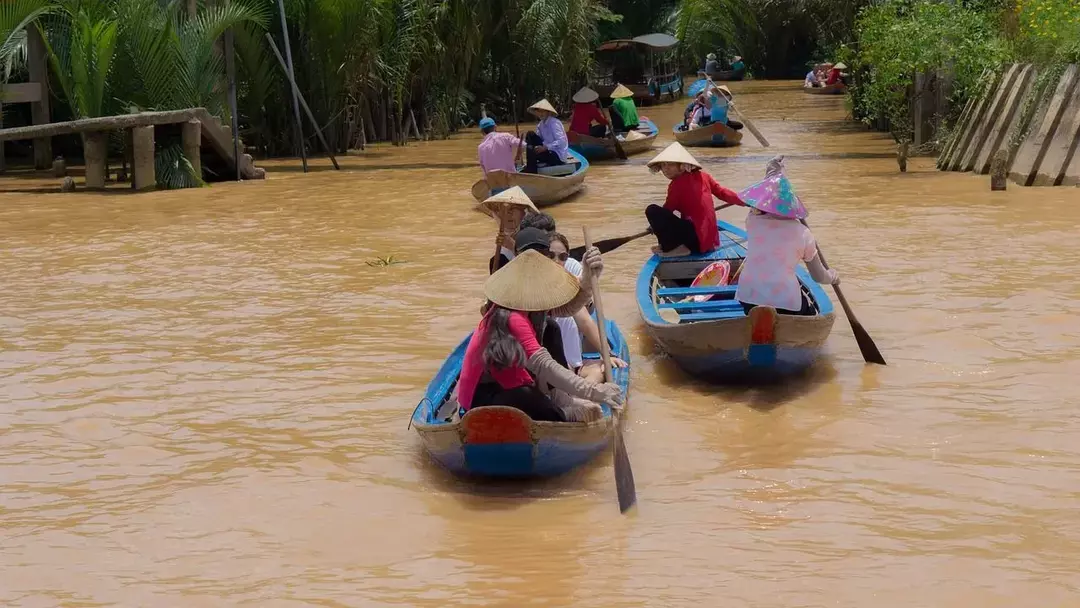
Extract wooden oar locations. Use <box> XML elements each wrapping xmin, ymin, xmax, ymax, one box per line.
<box><xmin>569</xmin><ymin>202</ymin><xmax>736</xmax><ymax>259</ymax></box>
<box><xmin>583</xmin><ymin>226</ymin><xmax>636</xmax><ymax>514</ymax></box>
<box><xmin>702</xmin><ymin>73</ymin><xmax>770</xmax><ymax>148</ymax></box>
<box><xmin>603</xmin><ymin>106</ymin><xmax>628</xmax><ymax>160</ymax></box>
<box><xmin>799</xmin><ymin>219</ymin><xmax>886</xmax><ymax>365</ymax></box>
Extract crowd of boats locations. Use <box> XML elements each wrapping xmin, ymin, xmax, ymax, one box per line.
<box><xmin>412</xmin><ymin>65</ymin><xmax>881</xmax><ymax>511</ymax></box>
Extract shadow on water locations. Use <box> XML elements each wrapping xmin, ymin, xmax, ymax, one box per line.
<box><xmin>411</xmin><ymin>445</ymin><xmax>612</xmax><ymax>511</ymax></box>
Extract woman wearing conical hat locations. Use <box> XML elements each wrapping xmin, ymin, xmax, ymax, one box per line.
<box><xmin>522</xmin><ymin>98</ymin><xmax>570</xmax><ymax>174</ymax></box>
<box><xmin>568</xmin><ymin>86</ymin><xmax>609</xmax><ymax>138</ymax></box>
<box><xmin>734</xmin><ymin>156</ymin><xmax>839</xmax><ymax>316</ymax></box>
<box><xmin>456</xmin><ymin>250</ymin><xmax>624</xmax><ymax>423</ymax></box>
<box><xmin>608</xmin><ymin>83</ymin><xmax>639</xmax><ymax>133</ymax></box>
<box><xmin>645</xmin><ymin>143</ymin><xmax>745</xmax><ymax>258</ymax></box>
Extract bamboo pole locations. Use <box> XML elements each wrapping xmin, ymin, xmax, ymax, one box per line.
<box><xmin>274</xmin><ymin>0</ymin><xmax>308</xmax><ymax>172</ymax></box>
<box><xmin>224</xmin><ymin>25</ymin><xmax>241</xmax><ymax>181</ymax></box>
<box><xmin>265</xmin><ymin>34</ymin><xmax>341</xmax><ymax>169</ymax></box>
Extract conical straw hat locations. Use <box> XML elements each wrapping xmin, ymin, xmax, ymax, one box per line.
<box><xmin>484</xmin><ymin>250</ymin><xmax>582</xmax><ymax>312</ymax></box>
<box><xmin>834</xmin><ymin>62</ymin><xmax>847</xmax><ymax>70</ymax></box>
<box><xmin>479</xmin><ymin>186</ymin><xmax>539</xmax><ymax>218</ymax></box>
<box><xmin>528</xmin><ymin>98</ymin><xmax>558</xmax><ymax>116</ymax></box>
<box><xmin>646</xmin><ymin>142</ymin><xmax>701</xmax><ymax>169</ymax></box>
<box><xmin>572</xmin><ymin>87</ymin><xmax>599</xmax><ymax>104</ymax></box>
<box><xmin>610</xmin><ymin>84</ymin><xmax>634</xmax><ymax>99</ymax></box>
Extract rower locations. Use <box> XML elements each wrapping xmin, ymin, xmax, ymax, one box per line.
<box><xmin>477</xmin><ymin>117</ymin><xmax>524</xmax><ymax>180</ymax></box>
<box><xmin>568</xmin><ymin>87</ymin><xmax>609</xmax><ymax>138</ymax></box>
<box><xmin>608</xmin><ymin>84</ymin><xmax>639</xmax><ymax>133</ymax></box>
<box><xmin>523</xmin><ymin>99</ymin><xmax>571</xmax><ymax>174</ymax></box>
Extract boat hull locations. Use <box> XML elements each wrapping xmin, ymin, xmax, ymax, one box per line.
<box><xmin>672</xmin><ymin>121</ymin><xmax>743</xmax><ymax>147</ymax></box>
<box><xmin>636</xmin><ymin>220</ymin><xmax>835</xmax><ymax>381</ymax></box>
<box><xmin>471</xmin><ymin>149</ymin><xmax>589</xmax><ymax>207</ymax></box>
<box><xmin>411</xmin><ymin>319</ymin><xmax>631</xmax><ymax>478</ymax></box>
<box><xmin>569</xmin><ymin>118</ymin><xmax>659</xmax><ymax>160</ymax></box>
<box><xmin>804</xmin><ymin>83</ymin><xmax>846</xmax><ymax>95</ymax></box>
<box><xmin>687</xmin><ymin>70</ymin><xmax>745</xmax><ymax>96</ymax></box>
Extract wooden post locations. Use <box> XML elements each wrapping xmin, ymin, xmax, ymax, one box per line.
<box><xmin>182</xmin><ymin>119</ymin><xmax>202</xmax><ymax>180</ymax></box>
<box><xmin>83</xmin><ymin>132</ymin><xmax>108</xmax><ymax>189</ymax></box>
<box><xmin>274</xmin><ymin>0</ymin><xmax>308</xmax><ymax>172</ymax></box>
<box><xmin>990</xmin><ymin>149</ymin><xmax>1008</xmax><ymax>190</ymax></box>
<box><xmin>131</xmin><ymin>125</ymin><xmax>156</xmax><ymax>191</ymax></box>
<box><xmin>27</xmin><ymin>27</ymin><xmax>52</xmax><ymax>170</ymax></box>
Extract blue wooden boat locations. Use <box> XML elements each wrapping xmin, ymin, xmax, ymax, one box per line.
<box><xmin>411</xmin><ymin>318</ymin><xmax>631</xmax><ymax>478</ymax></box>
<box><xmin>470</xmin><ymin>149</ymin><xmax>590</xmax><ymax>207</ymax></box>
<box><xmin>568</xmin><ymin>117</ymin><xmax>659</xmax><ymax>160</ymax></box>
<box><xmin>673</xmin><ymin>120</ymin><xmax>742</xmax><ymax>147</ymax></box>
<box><xmin>636</xmin><ymin>220</ymin><xmax>835</xmax><ymax>380</ymax></box>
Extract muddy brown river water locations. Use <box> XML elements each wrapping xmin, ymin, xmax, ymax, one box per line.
<box><xmin>2</xmin><ymin>80</ymin><xmax>1080</xmax><ymax>606</ymax></box>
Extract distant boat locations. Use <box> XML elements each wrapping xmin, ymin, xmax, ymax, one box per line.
<box><xmin>592</xmin><ymin>33</ymin><xmax>684</xmax><ymax>104</ymax></box>
<box><xmin>411</xmin><ymin>318</ymin><xmax>631</xmax><ymax>478</ymax></box>
<box><xmin>636</xmin><ymin>220</ymin><xmax>835</xmax><ymax>380</ymax></box>
<box><xmin>687</xmin><ymin>69</ymin><xmax>745</xmax><ymax>95</ymax></box>
<box><xmin>804</xmin><ymin>82</ymin><xmax>846</xmax><ymax>95</ymax></box>
<box><xmin>569</xmin><ymin>117</ymin><xmax>659</xmax><ymax>160</ymax></box>
<box><xmin>471</xmin><ymin>149</ymin><xmax>589</xmax><ymax>207</ymax></box>
<box><xmin>672</xmin><ymin>121</ymin><xmax>743</xmax><ymax>147</ymax></box>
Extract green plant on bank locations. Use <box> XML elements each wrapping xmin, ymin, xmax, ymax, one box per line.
<box><xmin>849</xmin><ymin>0</ymin><xmax>1008</xmax><ymax>145</ymax></box>
<box><xmin>0</xmin><ymin>0</ymin><xmax>54</xmax><ymax>83</ymax></box>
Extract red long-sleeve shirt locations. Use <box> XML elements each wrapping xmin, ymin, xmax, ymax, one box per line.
<box><xmin>663</xmin><ymin>170</ymin><xmax>745</xmax><ymax>252</ymax></box>
<box><xmin>569</xmin><ymin>103</ymin><xmax>608</xmax><ymax>135</ymax></box>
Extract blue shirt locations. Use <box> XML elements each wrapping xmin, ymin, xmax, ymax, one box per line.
<box><xmin>536</xmin><ymin>116</ymin><xmax>570</xmax><ymax>162</ymax></box>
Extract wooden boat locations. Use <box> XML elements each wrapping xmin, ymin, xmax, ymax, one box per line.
<box><xmin>568</xmin><ymin>117</ymin><xmax>659</xmax><ymax>160</ymax></box>
<box><xmin>672</xmin><ymin>121</ymin><xmax>743</xmax><ymax>147</ymax></box>
<box><xmin>636</xmin><ymin>220</ymin><xmax>835</xmax><ymax>380</ymax></box>
<box><xmin>471</xmin><ymin>149</ymin><xmax>589</xmax><ymax>207</ymax></box>
<box><xmin>411</xmin><ymin>318</ymin><xmax>631</xmax><ymax>478</ymax></box>
<box><xmin>687</xmin><ymin>69</ymin><xmax>745</xmax><ymax>96</ymax></box>
<box><xmin>804</xmin><ymin>82</ymin><xmax>846</xmax><ymax>95</ymax></box>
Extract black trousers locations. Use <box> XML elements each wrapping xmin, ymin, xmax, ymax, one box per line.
<box><xmin>523</xmin><ymin>131</ymin><xmax>562</xmax><ymax>174</ymax></box>
<box><xmin>471</xmin><ymin>384</ymin><xmax>565</xmax><ymax>422</ymax></box>
<box><xmin>588</xmin><ymin>124</ymin><xmax>607</xmax><ymax>137</ymax></box>
<box><xmin>741</xmin><ymin>294</ymin><xmax>815</xmax><ymax>316</ymax></box>
<box><xmin>645</xmin><ymin>204</ymin><xmax>702</xmax><ymax>254</ymax></box>
<box><xmin>728</xmin><ymin>119</ymin><xmax>744</xmax><ymax>131</ymax></box>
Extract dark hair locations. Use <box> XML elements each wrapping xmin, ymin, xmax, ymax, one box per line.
<box><xmin>483</xmin><ymin>307</ymin><xmax>546</xmax><ymax>370</ymax></box>
<box><xmin>550</xmin><ymin>231</ymin><xmax>570</xmax><ymax>252</ymax></box>
<box><xmin>481</xmin><ymin>126</ymin><xmax>496</xmax><ymax>135</ymax></box>
<box><xmin>520</xmin><ymin>212</ymin><xmax>556</xmax><ymax>232</ymax></box>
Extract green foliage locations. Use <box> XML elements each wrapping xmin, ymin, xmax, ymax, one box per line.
<box><xmin>1013</xmin><ymin>0</ymin><xmax>1080</xmax><ymax>65</ymax></box>
<box><xmin>0</xmin><ymin>0</ymin><xmax>53</xmax><ymax>82</ymax></box>
<box><xmin>851</xmin><ymin>0</ymin><xmax>1008</xmax><ymax>143</ymax></box>
<box><xmin>154</xmin><ymin>142</ymin><xmax>203</xmax><ymax>190</ymax></box>
<box><xmin>42</xmin><ymin>7</ymin><xmax>119</xmax><ymax>118</ymax></box>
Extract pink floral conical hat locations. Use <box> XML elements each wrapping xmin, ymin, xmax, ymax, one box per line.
<box><xmin>737</xmin><ymin>156</ymin><xmax>809</xmax><ymax>219</ymax></box>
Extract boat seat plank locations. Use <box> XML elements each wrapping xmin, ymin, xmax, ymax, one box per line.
<box><xmin>678</xmin><ymin>310</ymin><xmax>746</xmax><ymax>322</ymax></box>
<box><xmin>656</xmin><ymin>247</ymin><xmax>743</xmax><ymax>263</ymax></box>
<box><xmin>538</xmin><ymin>163</ymin><xmax>579</xmax><ymax>177</ymax></box>
<box><xmin>656</xmin><ymin>285</ymin><xmax>738</xmax><ymax>298</ymax></box>
<box><xmin>660</xmin><ymin>299</ymin><xmax>744</xmax><ymax>312</ymax></box>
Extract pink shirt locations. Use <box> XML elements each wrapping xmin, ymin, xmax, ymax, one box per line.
<box><xmin>457</xmin><ymin>309</ymin><xmax>543</xmax><ymax>409</ymax></box>
<box><xmin>478</xmin><ymin>132</ymin><xmax>523</xmax><ymax>175</ymax></box>
<box><xmin>735</xmin><ymin>212</ymin><xmax>818</xmax><ymax>311</ymax></box>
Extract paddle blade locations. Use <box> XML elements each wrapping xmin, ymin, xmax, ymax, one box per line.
<box><xmin>569</xmin><ymin>229</ymin><xmax>653</xmax><ymax>259</ymax></box>
<box><xmin>613</xmin><ymin>423</ymin><xmax>636</xmax><ymax>513</ymax></box>
<box><xmin>851</xmin><ymin>317</ymin><xmax>886</xmax><ymax>365</ymax></box>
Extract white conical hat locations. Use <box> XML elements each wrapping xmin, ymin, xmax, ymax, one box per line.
<box><xmin>528</xmin><ymin>98</ymin><xmax>558</xmax><ymax>116</ymax></box>
<box><xmin>834</xmin><ymin>62</ymin><xmax>848</xmax><ymax>70</ymax></box>
<box><xmin>646</xmin><ymin>142</ymin><xmax>701</xmax><ymax>169</ymax></box>
<box><xmin>610</xmin><ymin>84</ymin><xmax>634</xmax><ymax>99</ymax></box>
<box><xmin>572</xmin><ymin>87</ymin><xmax>599</xmax><ymax>104</ymax></box>
<box><xmin>479</xmin><ymin>186</ymin><xmax>539</xmax><ymax>218</ymax></box>
<box><xmin>484</xmin><ymin>250</ymin><xmax>582</xmax><ymax>312</ymax></box>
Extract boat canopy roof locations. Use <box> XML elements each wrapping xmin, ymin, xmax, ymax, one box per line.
<box><xmin>596</xmin><ymin>33</ymin><xmax>679</xmax><ymax>53</ymax></box>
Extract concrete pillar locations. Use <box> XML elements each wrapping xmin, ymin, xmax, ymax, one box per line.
<box><xmin>83</xmin><ymin>131</ymin><xmax>107</xmax><ymax>189</ymax></box>
<box><xmin>131</xmin><ymin>125</ymin><xmax>156</xmax><ymax>191</ymax></box>
<box><xmin>27</xmin><ymin>27</ymin><xmax>52</xmax><ymax>170</ymax></box>
<box><xmin>182</xmin><ymin>119</ymin><xmax>202</xmax><ymax>180</ymax></box>
<box><xmin>990</xmin><ymin>150</ymin><xmax>1008</xmax><ymax>190</ymax></box>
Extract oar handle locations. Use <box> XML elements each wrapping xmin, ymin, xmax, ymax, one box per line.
<box><xmin>582</xmin><ymin>227</ymin><xmax>613</xmax><ymax>384</ymax></box>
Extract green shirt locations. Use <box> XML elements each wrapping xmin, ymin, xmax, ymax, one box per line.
<box><xmin>611</xmin><ymin>97</ymin><xmax>639</xmax><ymax>129</ymax></box>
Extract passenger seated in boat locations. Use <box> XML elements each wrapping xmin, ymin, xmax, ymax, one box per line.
<box><xmin>477</xmin><ymin>117</ymin><xmax>524</xmax><ymax>177</ymax></box>
<box><xmin>730</xmin><ymin>55</ymin><xmax>745</xmax><ymax>73</ymax></box>
<box><xmin>825</xmin><ymin>62</ymin><xmax>846</xmax><ymax>86</ymax></box>
<box><xmin>569</xmin><ymin>87</ymin><xmax>609</xmax><ymax>138</ymax></box>
<box><xmin>804</xmin><ymin>68</ymin><xmax>820</xmax><ymax>88</ymax></box>
<box><xmin>645</xmin><ymin>143</ymin><xmax>745</xmax><ymax>258</ymax></box>
<box><xmin>523</xmin><ymin>99</ymin><xmax>572</xmax><ymax>174</ymax></box>
<box><xmin>609</xmin><ymin>84</ymin><xmax>640</xmax><ymax>133</ymax></box>
<box><xmin>735</xmin><ymin>156</ymin><xmax>839</xmax><ymax>316</ymax></box>
<box><xmin>703</xmin><ymin>52</ymin><xmax>720</xmax><ymax>76</ymax></box>
<box><xmin>458</xmin><ymin>250</ymin><xmax>624</xmax><ymax>422</ymax></box>
<box><xmin>698</xmin><ymin>83</ymin><xmax>743</xmax><ymax>131</ymax></box>
<box><xmin>479</xmin><ymin>187</ymin><xmax>541</xmax><ymax>274</ymax></box>
<box><xmin>683</xmin><ymin>92</ymin><xmax>710</xmax><ymax>130</ymax></box>
<box><xmin>540</xmin><ymin>230</ymin><xmax>629</xmax><ymax>383</ymax></box>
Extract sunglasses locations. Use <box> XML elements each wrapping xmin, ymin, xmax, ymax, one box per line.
<box><xmin>544</xmin><ymin>250</ymin><xmax>569</xmax><ymax>263</ymax></box>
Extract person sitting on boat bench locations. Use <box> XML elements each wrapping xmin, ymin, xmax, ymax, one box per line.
<box><xmin>487</xmin><ymin>207</ymin><xmax>557</xmax><ymax>274</ymax></box>
<box><xmin>457</xmin><ymin>250</ymin><xmax>624</xmax><ymax>423</ymax></box>
<box><xmin>692</xmin><ymin>83</ymin><xmax>742</xmax><ymax>131</ymax></box>
<box><xmin>703</xmin><ymin>53</ymin><xmax>720</xmax><ymax>76</ymax></box>
<box><xmin>735</xmin><ymin>157</ymin><xmax>839</xmax><ymax>316</ymax></box>
<box><xmin>480</xmin><ymin>187</ymin><xmax>541</xmax><ymax>274</ymax></box>
<box><xmin>569</xmin><ymin>87</ymin><xmax>610</xmax><ymax>138</ymax></box>
<box><xmin>609</xmin><ymin>84</ymin><xmax>640</xmax><ymax>133</ymax></box>
<box><xmin>645</xmin><ymin>143</ymin><xmax>745</xmax><ymax>258</ymax></box>
<box><xmin>523</xmin><ymin>99</ymin><xmax>571</xmax><ymax>174</ymax></box>
<box><xmin>477</xmin><ymin>117</ymin><xmax>524</xmax><ymax>179</ymax></box>
<box><xmin>730</xmin><ymin>55</ymin><xmax>745</xmax><ymax>73</ymax></box>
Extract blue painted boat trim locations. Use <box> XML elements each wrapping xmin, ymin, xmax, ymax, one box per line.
<box><xmin>569</xmin><ymin>119</ymin><xmax>659</xmax><ymax>159</ymax></box>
